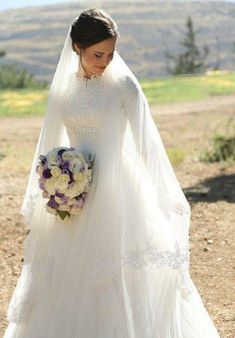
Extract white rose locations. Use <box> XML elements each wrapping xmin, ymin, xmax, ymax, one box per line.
<box><xmin>68</xmin><ymin>198</ymin><xmax>76</xmax><ymax>205</ymax></box>
<box><xmin>58</xmin><ymin>174</ymin><xmax>70</xmax><ymax>183</ymax></box>
<box><xmin>45</xmin><ymin>205</ymin><xmax>57</xmax><ymax>215</ymax></box>
<box><xmin>72</xmin><ymin>160</ymin><xmax>83</xmax><ymax>172</ymax></box>
<box><xmin>66</xmin><ymin>184</ymin><xmax>83</xmax><ymax>199</ymax></box>
<box><xmin>70</xmin><ymin>207</ymin><xmax>82</xmax><ymax>215</ymax></box>
<box><xmin>51</xmin><ymin>166</ymin><xmax>61</xmax><ymax>178</ymax></box>
<box><xmin>58</xmin><ymin>204</ymin><xmax>70</xmax><ymax>211</ymax></box>
<box><xmin>37</xmin><ymin>164</ymin><xmax>44</xmax><ymax>176</ymax></box>
<box><xmin>47</xmin><ymin>150</ymin><xmax>57</xmax><ymax>165</ymax></box>
<box><xmin>74</xmin><ymin>172</ymin><xmax>84</xmax><ymax>182</ymax></box>
<box><xmin>54</xmin><ymin>195</ymin><xmax>62</xmax><ymax>204</ymax></box>
<box><xmin>62</xmin><ymin>150</ymin><xmax>76</xmax><ymax>161</ymax></box>
<box><xmin>57</xmin><ymin>184</ymin><xmax>68</xmax><ymax>194</ymax></box>
<box><xmin>45</xmin><ymin>178</ymin><xmax>57</xmax><ymax>195</ymax></box>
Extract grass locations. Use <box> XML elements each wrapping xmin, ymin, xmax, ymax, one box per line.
<box><xmin>0</xmin><ymin>88</ymin><xmax>48</xmax><ymax>117</ymax></box>
<box><xmin>0</xmin><ymin>71</ymin><xmax>235</xmax><ymax>117</ymax></box>
<box><xmin>141</xmin><ymin>70</ymin><xmax>235</xmax><ymax>105</ymax></box>
<box><xmin>166</xmin><ymin>147</ymin><xmax>185</xmax><ymax>166</ymax></box>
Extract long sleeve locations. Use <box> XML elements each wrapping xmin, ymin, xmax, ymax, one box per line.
<box><xmin>121</xmin><ymin>74</ymin><xmax>191</xmax><ymax>239</ymax></box>
<box><xmin>121</xmin><ymin>76</ymin><xmax>149</xmax><ymax>162</ymax></box>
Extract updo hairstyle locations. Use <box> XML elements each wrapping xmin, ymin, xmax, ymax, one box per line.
<box><xmin>70</xmin><ymin>8</ymin><xmax>119</xmax><ymax>52</ymax></box>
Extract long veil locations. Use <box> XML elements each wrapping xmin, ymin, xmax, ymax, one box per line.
<box><xmin>7</xmin><ymin>15</ymin><xmax>197</xmax><ymax>335</ymax></box>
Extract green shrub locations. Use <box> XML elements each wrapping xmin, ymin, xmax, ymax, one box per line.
<box><xmin>200</xmin><ymin>133</ymin><xmax>235</xmax><ymax>163</ymax></box>
<box><xmin>0</xmin><ymin>63</ymin><xmax>48</xmax><ymax>89</ymax></box>
<box><xmin>0</xmin><ymin>152</ymin><xmax>6</xmax><ymax>161</ymax></box>
<box><xmin>167</xmin><ymin>147</ymin><xmax>185</xmax><ymax>166</ymax></box>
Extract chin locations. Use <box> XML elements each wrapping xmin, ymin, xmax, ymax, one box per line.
<box><xmin>95</xmin><ymin>67</ymin><xmax>106</xmax><ymax>72</ymax></box>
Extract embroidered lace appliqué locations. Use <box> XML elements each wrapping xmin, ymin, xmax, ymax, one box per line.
<box><xmin>121</xmin><ymin>237</ymin><xmax>188</xmax><ymax>270</ymax></box>
<box><xmin>92</xmin><ymin>236</ymin><xmax>194</xmax><ymax>298</ymax></box>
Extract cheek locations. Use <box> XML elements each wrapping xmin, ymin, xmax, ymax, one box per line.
<box><xmin>91</xmin><ymin>55</ymin><xmax>98</xmax><ymax>64</ymax></box>
<box><xmin>83</xmin><ymin>54</ymin><xmax>96</xmax><ymax>66</ymax></box>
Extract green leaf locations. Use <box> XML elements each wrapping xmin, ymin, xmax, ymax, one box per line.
<box><xmin>57</xmin><ymin>210</ymin><xmax>69</xmax><ymax>220</ymax></box>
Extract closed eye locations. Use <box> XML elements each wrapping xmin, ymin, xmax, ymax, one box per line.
<box><xmin>95</xmin><ymin>53</ymin><xmax>114</xmax><ymax>58</ymax></box>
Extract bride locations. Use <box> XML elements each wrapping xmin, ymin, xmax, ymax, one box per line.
<box><xmin>4</xmin><ymin>8</ymin><xmax>220</xmax><ymax>338</ymax></box>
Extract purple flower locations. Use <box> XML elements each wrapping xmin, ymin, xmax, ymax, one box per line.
<box><xmin>62</xmin><ymin>168</ymin><xmax>70</xmax><ymax>175</ymax></box>
<box><xmin>43</xmin><ymin>168</ymin><xmax>52</xmax><ymax>179</ymax></box>
<box><xmin>47</xmin><ymin>197</ymin><xmax>59</xmax><ymax>209</ymax></box>
<box><xmin>56</xmin><ymin>157</ymin><xmax>63</xmax><ymax>165</ymax></box>
<box><xmin>39</xmin><ymin>178</ymin><xmax>45</xmax><ymax>191</ymax></box>
<box><xmin>61</xmin><ymin>160</ymin><xmax>70</xmax><ymax>169</ymax></box>
<box><xmin>61</xmin><ymin>161</ymin><xmax>72</xmax><ymax>175</ymax></box>
<box><xmin>54</xmin><ymin>191</ymin><xmax>69</xmax><ymax>204</ymax></box>
<box><xmin>60</xmin><ymin>196</ymin><xmax>69</xmax><ymax>204</ymax></box>
<box><xmin>75</xmin><ymin>198</ymin><xmax>84</xmax><ymax>208</ymax></box>
<box><xmin>68</xmin><ymin>172</ymin><xmax>74</xmax><ymax>184</ymax></box>
<box><xmin>55</xmin><ymin>191</ymin><xmax>64</xmax><ymax>198</ymax></box>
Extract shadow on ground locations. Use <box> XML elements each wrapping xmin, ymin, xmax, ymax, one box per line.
<box><xmin>184</xmin><ymin>173</ymin><xmax>235</xmax><ymax>204</ymax></box>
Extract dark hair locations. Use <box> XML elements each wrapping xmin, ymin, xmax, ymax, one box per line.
<box><xmin>70</xmin><ymin>8</ymin><xmax>119</xmax><ymax>51</ymax></box>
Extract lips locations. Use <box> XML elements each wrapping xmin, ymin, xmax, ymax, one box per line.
<box><xmin>96</xmin><ymin>66</ymin><xmax>105</xmax><ymax>70</ymax></box>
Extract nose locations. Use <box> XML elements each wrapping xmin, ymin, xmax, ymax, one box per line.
<box><xmin>97</xmin><ymin>55</ymin><xmax>113</xmax><ymax>69</ymax></box>
<box><xmin>103</xmin><ymin>55</ymin><xmax>113</xmax><ymax>67</ymax></box>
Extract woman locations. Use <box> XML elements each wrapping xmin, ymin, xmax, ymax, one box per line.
<box><xmin>4</xmin><ymin>8</ymin><xmax>220</xmax><ymax>338</ymax></box>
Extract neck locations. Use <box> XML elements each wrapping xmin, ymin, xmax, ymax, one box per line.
<box><xmin>78</xmin><ymin>62</ymin><xmax>94</xmax><ymax>79</ymax></box>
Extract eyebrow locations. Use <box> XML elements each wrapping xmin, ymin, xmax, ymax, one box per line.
<box><xmin>94</xmin><ymin>49</ymin><xmax>115</xmax><ymax>54</ymax></box>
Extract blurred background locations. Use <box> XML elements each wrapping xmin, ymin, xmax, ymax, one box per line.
<box><xmin>0</xmin><ymin>1</ymin><xmax>234</xmax><ymax>337</ymax></box>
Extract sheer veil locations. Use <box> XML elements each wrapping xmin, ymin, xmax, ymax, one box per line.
<box><xmin>7</xmin><ymin>15</ymin><xmax>194</xmax><ymax>327</ymax></box>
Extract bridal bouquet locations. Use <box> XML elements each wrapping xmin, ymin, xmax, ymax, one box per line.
<box><xmin>36</xmin><ymin>147</ymin><xmax>95</xmax><ymax>223</ymax></box>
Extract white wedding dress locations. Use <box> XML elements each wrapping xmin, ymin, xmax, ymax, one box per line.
<box><xmin>4</xmin><ymin>72</ymin><xmax>220</xmax><ymax>338</ymax></box>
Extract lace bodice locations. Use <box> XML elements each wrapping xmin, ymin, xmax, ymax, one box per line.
<box><xmin>61</xmin><ymin>71</ymin><xmax>143</xmax><ymax>166</ymax></box>
<box><xmin>61</xmin><ymin>72</ymin><xmax>104</xmax><ymax>156</ymax></box>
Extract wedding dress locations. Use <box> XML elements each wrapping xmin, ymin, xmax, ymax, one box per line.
<box><xmin>3</xmin><ymin>21</ymin><xmax>220</xmax><ymax>338</ymax></box>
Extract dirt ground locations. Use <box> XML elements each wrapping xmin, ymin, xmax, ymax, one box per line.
<box><xmin>0</xmin><ymin>95</ymin><xmax>234</xmax><ymax>337</ymax></box>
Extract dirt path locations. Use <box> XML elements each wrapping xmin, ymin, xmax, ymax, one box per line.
<box><xmin>152</xmin><ymin>92</ymin><xmax>235</xmax><ymax>116</ymax></box>
<box><xmin>0</xmin><ymin>96</ymin><xmax>234</xmax><ymax>337</ymax></box>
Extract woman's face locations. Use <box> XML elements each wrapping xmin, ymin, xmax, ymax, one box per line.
<box><xmin>74</xmin><ymin>37</ymin><xmax>117</xmax><ymax>77</ymax></box>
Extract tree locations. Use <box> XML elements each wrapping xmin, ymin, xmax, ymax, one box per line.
<box><xmin>0</xmin><ymin>49</ymin><xmax>6</xmax><ymax>59</ymax></box>
<box><xmin>0</xmin><ymin>48</ymin><xmax>47</xmax><ymax>89</ymax></box>
<box><xmin>213</xmin><ymin>35</ymin><xmax>221</xmax><ymax>71</ymax></box>
<box><xmin>165</xmin><ymin>16</ymin><xmax>209</xmax><ymax>75</ymax></box>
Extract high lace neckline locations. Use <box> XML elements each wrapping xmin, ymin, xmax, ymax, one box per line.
<box><xmin>75</xmin><ymin>71</ymin><xmax>101</xmax><ymax>82</ymax></box>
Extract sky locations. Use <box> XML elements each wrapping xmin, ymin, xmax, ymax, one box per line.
<box><xmin>0</xmin><ymin>0</ymin><xmax>235</xmax><ymax>11</ymax></box>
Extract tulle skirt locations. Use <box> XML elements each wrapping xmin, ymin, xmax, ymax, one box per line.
<box><xmin>4</xmin><ymin>154</ymin><xmax>220</xmax><ymax>338</ymax></box>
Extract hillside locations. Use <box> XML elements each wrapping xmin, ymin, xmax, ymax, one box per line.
<box><xmin>0</xmin><ymin>1</ymin><xmax>235</xmax><ymax>81</ymax></box>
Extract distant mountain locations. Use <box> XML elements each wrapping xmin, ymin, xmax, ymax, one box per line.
<box><xmin>0</xmin><ymin>0</ymin><xmax>76</xmax><ymax>11</ymax></box>
<box><xmin>0</xmin><ymin>1</ymin><xmax>235</xmax><ymax>82</ymax></box>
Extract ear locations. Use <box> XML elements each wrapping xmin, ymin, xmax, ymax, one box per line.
<box><xmin>72</xmin><ymin>42</ymin><xmax>81</xmax><ymax>55</ymax></box>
